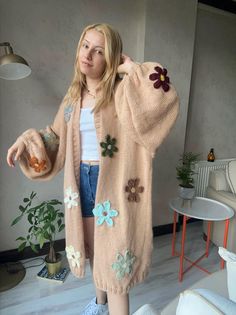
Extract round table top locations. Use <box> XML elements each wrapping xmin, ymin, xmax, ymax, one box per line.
<box><xmin>169</xmin><ymin>197</ymin><xmax>234</xmax><ymax>221</ymax></box>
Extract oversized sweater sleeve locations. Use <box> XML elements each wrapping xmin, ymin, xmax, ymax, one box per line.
<box><xmin>114</xmin><ymin>62</ymin><xmax>180</xmax><ymax>158</ymax></box>
<box><xmin>18</xmin><ymin>96</ymin><xmax>68</xmax><ymax>181</ymax></box>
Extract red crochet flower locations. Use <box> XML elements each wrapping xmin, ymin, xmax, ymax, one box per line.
<box><xmin>149</xmin><ymin>66</ymin><xmax>170</xmax><ymax>92</ymax></box>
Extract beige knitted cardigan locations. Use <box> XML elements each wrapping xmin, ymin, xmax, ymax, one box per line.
<box><xmin>19</xmin><ymin>62</ymin><xmax>179</xmax><ymax>294</ymax></box>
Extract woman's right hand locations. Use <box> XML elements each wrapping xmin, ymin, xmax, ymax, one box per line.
<box><xmin>7</xmin><ymin>137</ymin><xmax>26</xmax><ymax>167</ymax></box>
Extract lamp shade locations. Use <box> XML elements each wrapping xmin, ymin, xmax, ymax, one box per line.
<box><xmin>0</xmin><ymin>43</ymin><xmax>31</xmax><ymax>80</ymax></box>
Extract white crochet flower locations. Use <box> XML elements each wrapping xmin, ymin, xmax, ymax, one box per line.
<box><xmin>64</xmin><ymin>186</ymin><xmax>78</xmax><ymax>209</ymax></box>
<box><xmin>65</xmin><ymin>245</ymin><xmax>81</xmax><ymax>268</ymax></box>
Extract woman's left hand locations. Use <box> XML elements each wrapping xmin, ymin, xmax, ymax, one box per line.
<box><xmin>117</xmin><ymin>54</ymin><xmax>136</xmax><ymax>74</ymax></box>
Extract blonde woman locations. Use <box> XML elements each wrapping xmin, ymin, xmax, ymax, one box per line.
<box><xmin>7</xmin><ymin>23</ymin><xmax>179</xmax><ymax>315</ymax></box>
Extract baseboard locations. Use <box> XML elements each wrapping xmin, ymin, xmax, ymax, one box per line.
<box><xmin>153</xmin><ymin>222</ymin><xmax>180</xmax><ymax>237</ymax></box>
<box><xmin>178</xmin><ymin>215</ymin><xmax>200</xmax><ymax>225</ymax></box>
<box><xmin>0</xmin><ymin>222</ymin><xmax>181</xmax><ymax>263</ymax></box>
<box><xmin>0</xmin><ymin>239</ymin><xmax>65</xmax><ymax>263</ymax></box>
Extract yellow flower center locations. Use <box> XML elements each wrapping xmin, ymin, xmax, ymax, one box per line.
<box><xmin>160</xmin><ymin>74</ymin><xmax>165</xmax><ymax>81</ymax></box>
<box><xmin>131</xmin><ymin>187</ymin><xmax>136</xmax><ymax>193</ymax></box>
<box><xmin>107</xmin><ymin>144</ymin><xmax>112</xmax><ymax>150</ymax></box>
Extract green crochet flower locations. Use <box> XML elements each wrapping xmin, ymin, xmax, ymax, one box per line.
<box><xmin>100</xmin><ymin>134</ymin><xmax>118</xmax><ymax>158</ymax></box>
<box><xmin>112</xmin><ymin>250</ymin><xmax>136</xmax><ymax>280</ymax></box>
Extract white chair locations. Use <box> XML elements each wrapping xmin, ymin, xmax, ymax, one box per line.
<box><xmin>203</xmin><ymin>160</ymin><xmax>236</xmax><ymax>252</ymax></box>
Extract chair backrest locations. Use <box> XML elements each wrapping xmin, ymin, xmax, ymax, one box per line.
<box><xmin>226</xmin><ymin>161</ymin><xmax>236</xmax><ymax>195</ymax></box>
<box><xmin>208</xmin><ymin>169</ymin><xmax>231</xmax><ymax>192</ymax></box>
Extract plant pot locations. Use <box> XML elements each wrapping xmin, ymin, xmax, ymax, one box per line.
<box><xmin>45</xmin><ymin>252</ymin><xmax>62</xmax><ymax>275</ymax></box>
<box><xmin>178</xmin><ymin>186</ymin><xmax>195</xmax><ymax>200</ymax></box>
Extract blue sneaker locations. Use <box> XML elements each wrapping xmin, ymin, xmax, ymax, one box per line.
<box><xmin>80</xmin><ymin>297</ymin><xmax>109</xmax><ymax>315</ymax></box>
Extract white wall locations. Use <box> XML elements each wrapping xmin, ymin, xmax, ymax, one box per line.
<box><xmin>185</xmin><ymin>4</ymin><xmax>236</xmax><ymax>160</ymax></box>
<box><xmin>144</xmin><ymin>0</ymin><xmax>197</xmax><ymax>226</ymax></box>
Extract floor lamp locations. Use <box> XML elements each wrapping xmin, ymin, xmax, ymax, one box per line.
<box><xmin>0</xmin><ymin>42</ymin><xmax>31</xmax><ymax>291</ymax></box>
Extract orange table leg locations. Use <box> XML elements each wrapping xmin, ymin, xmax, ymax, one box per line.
<box><xmin>206</xmin><ymin>221</ymin><xmax>212</xmax><ymax>258</ymax></box>
<box><xmin>179</xmin><ymin>215</ymin><xmax>187</xmax><ymax>282</ymax></box>
<box><xmin>172</xmin><ymin>211</ymin><xmax>177</xmax><ymax>256</ymax></box>
<box><xmin>221</xmin><ymin>219</ymin><xmax>230</xmax><ymax>269</ymax></box>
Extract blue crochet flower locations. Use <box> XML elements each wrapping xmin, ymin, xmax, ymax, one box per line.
<box><xmin>112</xmin><ymin>250</ymin><xmax>136</xmax><ymax>280</ymax></box>
<box><xmin>92</xmin><ymin>200</ymin><xmax>118</xmax><ymax>227</ymax></box>
<box><xmin>40</xmin><ymin>131</ymin><xmax>59</xmax><ymax>151</ymax></box>
<box><xmin>64</xmin><ymin>105</ymin><xmax>73</xmax><ymax>122</ymax></box>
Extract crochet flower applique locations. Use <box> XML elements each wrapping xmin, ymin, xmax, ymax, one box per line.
<box><xmin>64</xmin><ymin>186</ymin><xmax>79</xmax><ymax>209</ymax></box>
<box><xmin>40</xmin><ymin>130</ymin><xmax>59</xmax><ymax>151</ymax></box>
<box><xmin>28</xmin><ymin>156</ymin><xmax>47</xmax><ymax>173</ymax></box>
<box><xmin>92</xmin><ymin>200</ymin><xmax>118</xmax><ymax>227</ymax></box>
<box><xmin>65</xmin><ymin>245</ymin><xmax>81</xmax><ymax>268</ymax></box>
<box><xmin>149</xmin><ymin>66</ymin><xmax>170</xmax><ymax>92</ymax></box>
<box><xmin>64</xmin><ymin>104</ymin><xmax>73</xmax><ymax>123</ymax></box>
<box><xmin>112</xmin><ymin>250</ymin><xmax>136</xmax><ymax>280</ymax></box>
<box><xmin>100</xmin><ymin>134</ymin><xmax>118</xmax><ymax>158</ymax></box>
<box><xmin>125</xmin><ymin>178</ymin><xmax>144</xmax><ymax>202</ymax></box>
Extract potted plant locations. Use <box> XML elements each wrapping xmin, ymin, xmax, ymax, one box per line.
<box><xmin>176</xmin><ymin>152</ymin><xmax>200</xmax><ymax>199</ymax></box>
<box><xmin>11</xmin><ymin>191</ymin><xmax>65</xmax><ymax>275</ymax></box>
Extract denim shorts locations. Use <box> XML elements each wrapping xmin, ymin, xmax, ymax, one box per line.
<box><xmin>79</xmin><ymin>162</ymin><xmax>99</xmax><ymax>217</ymax></box>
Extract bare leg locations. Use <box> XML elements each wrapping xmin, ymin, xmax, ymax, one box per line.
<box><xmin>83</xmin><ymin>217</ymin><xmax>107</xmax><ymax>305</ymax></box>
<box><xmin>107</xmin><ymin>292</ymin><xmax>129</xmax><ymax>315</ymax></box>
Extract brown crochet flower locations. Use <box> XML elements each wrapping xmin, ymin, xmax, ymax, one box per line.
<box><xmin>149</xmin><ymin>66</ymin><xmax>170</xmax><ymax>92</ymax></box>
<box><xmin>125</xmin><ymin>178</ymin><xmax>144</xmax><ymax>202</ymax></box>
<box><xmin>29</xmin><ymin>156</ymin><xmax>47</xmax><ymax>173</ymax></box>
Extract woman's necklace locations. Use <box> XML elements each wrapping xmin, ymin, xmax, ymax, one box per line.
<box><xmin>85</xmin><ymin>87</ymin><xmax>96</xmax><ymax>99</ymax></box>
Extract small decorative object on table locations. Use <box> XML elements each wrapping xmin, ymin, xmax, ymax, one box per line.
<box><xmin>207</xmin><ymin>148</ymin><xmax>215</xmax><ymax>162</ymax></box>
<box><xmin>37</xmin><ymin>265</ymin><xmax>70</xmax><ymax>283</ymax></box>
<box><xmin>11</xmin><ymin>191</ymin><xmax>65</xmax><ymax>275</ymax></box>
<box><xmin>176</xmin><ymin>152</ymin><xmax>200</xmax><ymax>200</ymax></box>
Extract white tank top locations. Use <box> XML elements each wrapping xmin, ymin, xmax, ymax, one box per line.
<box><xmin>79</xmin><ymin>107</ymin><xmax>99</xmax><ymax>160</ymax></box>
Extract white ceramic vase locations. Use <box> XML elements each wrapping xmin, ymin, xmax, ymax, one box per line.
<box><xmin>178</xmin><ymin>186</ymin><xmax>195</xmax><ymax>200</ymax></box>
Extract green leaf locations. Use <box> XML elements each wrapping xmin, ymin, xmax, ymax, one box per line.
<box><xmin>43</xmin><ymin>222</ymin><xmax>51</xmax><ymax>230</ymax></box>
<box><xmin>39</xmin><ymin>235</ymin><xmax>45</xmax><ymax>248</ymax></box>
<box><xmin>16</xmin><ymin>236</ymin><xmax>26</xmax><ymax>241</ymax></box>
<box><xmin>28</xmin><ymin>226</ymin><xmax>34</xmax><ymax>233</ymax></box>
<box><xmin>30</xmin><ymin>191</ymin><xmax>36</xmax><ymax>199</ymax></box>
<box><xmin>58</xmin><ymin>213</ymin><xmax>64</xmax><ymax>218</ymax></box>
<box><xmin>28</xmin><ymin>203</ymin><xmax>45</xmax><ymax>212</ymax></box>
<box><xmin>51</xmin><ymin>211</ymin><xmax>57</xmax><ymax>221</ymax></box>
<box><xmin>43</xmin><ymin>231</ymin><xmax>50</xmax><ymax>240</ymax></box>
<box><xmin>58</xmin><ymin>224</ymin><xmax>65</xmax><ymax>232</ymax></box>
<box><xmin>57</xmin><ymin>219</ymin><xmax>62</xmax><ymax>226</ymax></box>
<box><xmin>18</xmin><ymin>242</ymin><xmax>27</xmax><ymax>252</ymax></box>
<box><xmin>24</xmin><ymin>198</ymin><xmax>30</xmax><ymax>203</ymax></box>
<box><xmin>28</xmin><ymin>213</ymin><xmax>34</xmax><ymax>225</ymax></box>
<box><xmin>49</xmin><ymin>200</ymin><xmax>62</xmax><ymax>205</ymax></box>
<box><xmin>19</xmin><ymin>205</ymin><xmax>25</xmax><ymax>212</ymax></box>
<box><xmin>50</xmin><ymin>225</ymin><xmax>55</xmax><ymax>233</ymax></box>
<box><xmin>30</xmin><ymin>243</ymin><xmax>39</xmax><ymax>253</ymax></box>
<box><xmin>11</xmin><ymin>214</ymin><xmax>23</xmax><ymax>226</ymax></box>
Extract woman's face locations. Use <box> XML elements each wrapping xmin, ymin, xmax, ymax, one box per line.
<box><xmin>78</xmin><ymin>29</ymin><xmax>106</xmax><ymax>80</ymax></box>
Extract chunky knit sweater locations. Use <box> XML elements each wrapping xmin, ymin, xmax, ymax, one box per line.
<box><xmin>18</xmin><ymin>62</ymin><xmax>179</xmax><ymax>294</ymax></box>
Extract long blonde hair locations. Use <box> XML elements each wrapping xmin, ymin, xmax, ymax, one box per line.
<box><xmin>67</xmin><ymin>23</ymin><xmax>123</xmax><ymax>113</ymax></box>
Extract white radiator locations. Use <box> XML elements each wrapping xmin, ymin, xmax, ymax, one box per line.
<box><xmin>193</xmin><ymin>159</ymin><xmax>236</xmax><ymax>197</ymax></box>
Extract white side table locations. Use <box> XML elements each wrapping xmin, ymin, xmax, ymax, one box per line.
<box><xmin>169</xmin><ymin>197</ymin><xmax>234</xmax><ymax>281</ymax></box>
